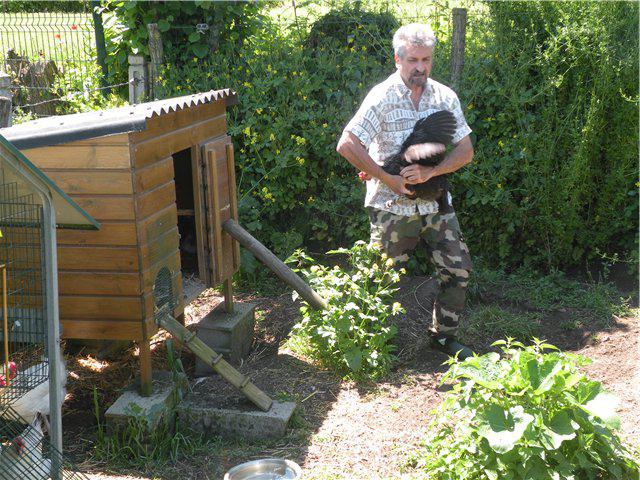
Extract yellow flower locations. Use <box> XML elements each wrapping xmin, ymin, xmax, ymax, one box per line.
<box><xmin>322</xmin><ymin>123</ymin><xmax>328</xmax><ymax>128</ymax></box>
<box><xmin>256</xmin><ymin>108</ymin><xmax>263</xmax><ymax>114</ymax></box>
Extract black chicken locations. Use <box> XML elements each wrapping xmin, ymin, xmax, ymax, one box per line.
<box><xmin>381</xmin><ymin>110</ymin><xmax>457</xmax><ymax>212</ymax></box>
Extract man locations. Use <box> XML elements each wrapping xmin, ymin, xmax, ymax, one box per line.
<box><xmin>336</xmin><ymin>23</ymin><xmax>474</xmax><ymax>360</ymax></box>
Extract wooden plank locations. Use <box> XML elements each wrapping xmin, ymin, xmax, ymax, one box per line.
<box><xmin>59</xmin><ymin>295</ymin><xmax>142</xmax><ymax>320</ymax></box>
<box><xmin>130</xmin><ymin>100</ymin><xmax>226</xmax><ymax>143</ymax></box>
<box><xmin>69</xmin><ymin>195</ymin><xmax>136</xmax><ymax>221</ymax></box>
<box><xmin>61</xmin><ymin>319</ymin><xmax>143</xmax><ymax>341</ymax></box>
<box><xmin>134</xmin><ymin>157</ymin><xmax>174</xmax><ymax>193</ymax></box>
<box><xmin>139</xmin><ymin>228</ymin><xmax>179</xmax><ymax>271</ymax></box>
<box><xmin>141</xmin><ymin>251</ymin><xmax>181</xmax><ymax>293</ymax></box>
<box><xmin>132</xmin><ymin>115</ymin><xmax>227</xmax><ymax>169</ymax></box>
<box><xmin>206</xmin><ymin>146</ymin><xmax>223</xmax><ymax>285</ymax></box>
<box><xmin>22</xmin><ymin>144</ymin><xmax>131</xmax><ymax>169</ymax></box>
<box><xmin>63</xmin><ymin>133</ymin><xmax>130</xmax><ymax>146</ymax></box>
<box><xmin>191</xmin><ymin>145</ymin><xmax>209</xmax><ymax>285</ymax></box>
<box><xmin>225</xmin><ymin>143</ymin><xmax>241</xmax><ymax>271</ymax></box>
<box><xmin>43</xmin><ymin>170</ymin><xmax>133</xmax><ymax>195</ymax></box>
<box><xmin>136</xmin><ymin>181</ymin><xmax>176</xmax><ymax>220</ymax></box>
<box><xmin>202</xmin><ymin>136</ymin><xmax>236</xmax><ymax>285</ymax></box>
<box><xmin>136</xmin><ymin>204</ymin><xmax>177</xmax><ymax>245</ymax></box>
<box><xmin>57</xmin><ymin>221</ymin><xmax>138</xmax><ymax>246</ymax></box>
<box><xmin>58</xmin><ymin>271</ymin><xmax>141</xmax><ymax>296</ymax></box>
<box><xmin>58</xmin><ymin>246</ymin><xmax>139</xmax><ymax>271</ymax></box>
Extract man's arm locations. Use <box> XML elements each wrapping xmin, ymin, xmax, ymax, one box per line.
<box><xmin>400</xmin><ymin>135</ymin><xmax>474</xmax><ymax>185</ymax></box>
<box><xmin>337</xmin><ymin>131</ymin><xmax>411</xmax><ymax>195</ymax></box>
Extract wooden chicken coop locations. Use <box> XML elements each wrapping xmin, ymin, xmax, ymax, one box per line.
<box><xmin>0</xmin><ymin>90</ymin><xmax>241</xmax><ymax>393</ymax></box>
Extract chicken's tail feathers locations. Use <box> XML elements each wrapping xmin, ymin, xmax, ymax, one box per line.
<box><xmin>402</xmin><ymin>110</ymin><xmax>457</xmax><ymax>149</ymax></box>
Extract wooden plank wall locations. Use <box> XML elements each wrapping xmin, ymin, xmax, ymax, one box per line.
<box><xmin>16</xmin><ymin>99</ymin><xmax>231</xmax><ymax>343</ymax></box>
<box><xmin>21</xmin><ymin>134</ymin><xmax>144</xmax><ymax>340</ymax></box>
<box><xmin>130</xmin><ymin>99</ymin><xmax>229</xmax><ymax>337</ymax></box>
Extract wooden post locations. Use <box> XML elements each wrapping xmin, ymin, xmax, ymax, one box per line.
<box><xmin>128</xmin><ymin>55</ymin><xmax>146</xmax><ymax>104</ymax></box>
<box><xmin>0</xmin><ymin>71</ymin><xmax>12</xmax><ymax>128</ymax></box>
<box><xmin>147</xmin><ymin>23</ymin><xmax>164</xmax><ymax>100</ymax></box>
<box><xmin>450</xmin><ymin>8</ymin><xmax>467</xmax><ymax>89</ymax></box>
<box><xmin>91</xmin><ymin>0</ymin><xmax>109</xmax><ymax>96</ymax></box>
<box><xmin>138</xmin><ymin>338</ymin><xmax>153</xmax><ymax>396</ymax></box>
<box><xmin>222</xmin><ymin>219</ymin><xmax>328</xmax><ymax>311</ymax></box>
<box><xmin>223</xmin><ymin>279</ymin><xmax>234</xmax><ymax>314</ymax></box>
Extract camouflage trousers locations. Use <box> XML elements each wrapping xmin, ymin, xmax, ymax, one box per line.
<box><xmin>369</xmin><ymin>207</ymin><xmax>473</xmax><ymax>335</ymax></box>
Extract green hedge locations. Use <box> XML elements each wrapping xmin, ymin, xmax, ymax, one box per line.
<box><xmin>140</xmin><ymin>1</ymin><xmax>637</xmax><ymax>271</ymax></box>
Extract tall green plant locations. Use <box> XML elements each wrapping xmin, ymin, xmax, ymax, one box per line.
<box><xmin>411</xmin><ymin>339</ymin><xmax>640</xmax><ymax>479</ymax></box>
<box><xmin>286</xmin><ymin>241</ymin><xmax>403</xmax><ymax>381</ymax></box>
<box><xmin>456</xmin><ymin>1</ymin><xmax>638</xmax><ymax>269</ymax></box>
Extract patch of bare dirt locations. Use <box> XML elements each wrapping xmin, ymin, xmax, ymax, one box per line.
<box><xmin>61</xmin><ymin>275</ymin><xmax>639</xmax><ymax>479</ymax></box>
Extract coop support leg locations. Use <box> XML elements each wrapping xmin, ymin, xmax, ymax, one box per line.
<box><xmin>223</xmin><ymin>278</ymin><xmax>234</xmax><ymax>313</ymax></box>
<box><xmin>139</xmin><ymin>339</ymin><xmax>153</xmax><ymax>397</ymax></box>
<box><xmin>157</xmin><ymin>313</ymin><xmax>273</xmax><ymax>411</ymax></box>
<box><xmin>222</xmin><ymin>219</ymin><xmax>327</xmax><ymax>311</ymax></box>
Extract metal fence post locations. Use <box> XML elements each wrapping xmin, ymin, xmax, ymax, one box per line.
<box><xmin>450</xmin><ymin>8</ymin><xmax>467</xmax><ymax>89</ymax></box>
<box><xmin>128</xmin><ymin>55</ymin><xmax>147</xmax><ymax>104</ymax></box>
<box><xmin>0</xmin><ymin>71</ymin><xmax>12</xmax><ymax>128</ymax></box>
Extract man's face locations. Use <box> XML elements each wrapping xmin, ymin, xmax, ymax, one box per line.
<box><xmin>395</xmin><ymin>44</ymin><xmax>433</xmax><ymax>89</ymax></box>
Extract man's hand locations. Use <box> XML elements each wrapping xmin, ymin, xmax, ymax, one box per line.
<box><xmin>384</xmin><ymin>174</ymin><xmax>412</xmax><ymax>195</ymax></box>
<box><xmin>400</xmin><ymin>164</ymin><xmax>437</xmax><ymax>185</ymax></box>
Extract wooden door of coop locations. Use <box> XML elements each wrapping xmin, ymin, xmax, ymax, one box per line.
<box><xmin>195</xmin><ymin>136</ymin><xmax>240</xmax><ymax>306</ymax></box>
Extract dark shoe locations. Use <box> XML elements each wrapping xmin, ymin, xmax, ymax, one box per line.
<box><xmin>430</xmin><ymin>333</ymin><xmax>474</xmax><ymax>361</ymax></box>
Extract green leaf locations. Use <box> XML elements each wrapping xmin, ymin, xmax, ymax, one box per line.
<box><xmin>478</xmin><ymin>404</ymin><xmax>534</xmax><ymax>453</ymax></box>
<box><xmin>192</xmin><ymin>43</ymin><xmax>210</xmax><ymax>59</ymax></box>
<box><xmin>344</xmin><ymin>347</ymin><xmax>362</xmax><ymax>372</ymax></box>
<box><xmin>157</xmin><ymin>19</ymin><xmax>170</xmax><ymax>32</ymax></box>
<box><xmin>540</xmin><ymin>410</ymin><xmax>578</xmax><ymax>450</ymax></box>
<box><xmin>583</xmin><ymin>392</ymin><xmax>621</xmax><ymax>430</ymax></box>
<box><xmin>527</xmin><ymin>357</ymin><xmax>562</xmax><ymax>394</ymax></box>
<box><xmin>188</xmin><ymin>31</ymin><xmax>202</xmax><ymax>43</ymax></box>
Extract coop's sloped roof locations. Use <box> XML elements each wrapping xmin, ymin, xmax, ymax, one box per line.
<box><xmin>0</xmin><ymin>89</ymin><xmax>238</xmax><ymax>150</ymax></box>
<box><xmin>0</xmin><ymin>135</ymin><xmax>100</xmax><ymax>229</ymax></box>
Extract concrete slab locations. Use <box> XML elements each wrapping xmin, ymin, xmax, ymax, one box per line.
<box><xmin>195</xmin><ymin>302</ymin><xmax>255</xmax><ymax>375</ymax></box>
<box><xmin>177</xmin><ymin>397</ymin><xmax>297</xmax><ymax>441</ymax></box>
<box><xmin>105</xmin><ymin>370</ymin><xmax>187</xmax><ymax>433</ymax></box>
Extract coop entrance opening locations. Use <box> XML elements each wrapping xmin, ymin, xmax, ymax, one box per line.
<box><xmin>172</xmin><ymin>147</ymin><xmax>206</xmax><ymax>303</ymax></box>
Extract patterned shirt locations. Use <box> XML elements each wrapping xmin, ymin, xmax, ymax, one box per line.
<box><xmin>344</xmin><ymin>71</ymin><xmax>472</xmax><ymax>216</ymax></box>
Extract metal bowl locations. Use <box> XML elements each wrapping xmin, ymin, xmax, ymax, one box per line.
<box><xmin>224</xmin><ymin>458</ymin><xmax>301</xmax><ymax>480</ymax></box>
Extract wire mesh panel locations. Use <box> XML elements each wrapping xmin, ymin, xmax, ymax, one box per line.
<box><xmin>0</xmin><ymin>9</ymin><xmax>99</xmax><ymax>118</ymax></box>
<box><xmin>0</xmin><ymin>166</ymin><xmax>48</xmax><ymax>404</ymax></box>
<box><xmin>0</xmin><ymin>405</ymin><xmax>89</xmax><ymax>480</ymax></box>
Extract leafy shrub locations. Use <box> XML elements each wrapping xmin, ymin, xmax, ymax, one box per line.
<box><xmin>149</xmin><ymin>1</ymin><xmax>635</xmax><ymax>275</ymax></box>
<box><xmin>456</xmin><ymin>1</ymin><xmax>638</xmax><ymax>269</ymax></box>
<box><xmin>307</xmin><ymin>3</ymin><xmax>399</xmax><ymax>64</ymax></box>
<box><xmin>156</xmin><ymin>19</ymin><xmax>389</xmax><ymax>258</ymax></box>
<box><xmin>286</xmin><ymin>241</ymin><xmax>403</xmax><ymax>381</ymax></box>
<box><xmin>410</xmin><ymin>339</ymin><xmax>640</xmax><ymax>479</ymax></box>
<box><xmin>101</xmin><ymin>0</ymin><xmax>264</xmax><ymax>87</ymax></box>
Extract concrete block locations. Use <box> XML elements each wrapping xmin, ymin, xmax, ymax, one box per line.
<box><xmin>177</xmin><ymin>398</ymin><xmax>297</xmax><ymax>441</ymax></box>
<box><xmin>195</xmin><ymin>301</ymin><xmax>255</xmax><ymax>375</ymax></box>
<box><xmin>105</xmin><ymin>370</ymin><xmax>187</xmax><ymax>434</ymax></box>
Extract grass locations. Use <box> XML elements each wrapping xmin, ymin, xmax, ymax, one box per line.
<box><xmin>467</xmin><ymin>265</ymin><xmax>635</xmax><ymax>324</ymax></box>
<box><xmin>459</xmin><ymin>305</ymin><xmax>542</xmax><ymax>343</ymax></box>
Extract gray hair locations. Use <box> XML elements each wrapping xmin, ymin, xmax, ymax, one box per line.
<box><xmin>393</xmin><ymin>23</ymin><xmax>437</xmax><ymax>59</ymax></box>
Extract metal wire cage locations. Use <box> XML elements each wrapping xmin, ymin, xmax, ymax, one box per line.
<box><xmin>0</xmin><ymin>405</ymin><xmax>89</xmax><ymax>480</ymax></box>
<box><xmin>0</xmin><ymin>166</ymin><xmax>48</xmax><ymax>404</ymax></box>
